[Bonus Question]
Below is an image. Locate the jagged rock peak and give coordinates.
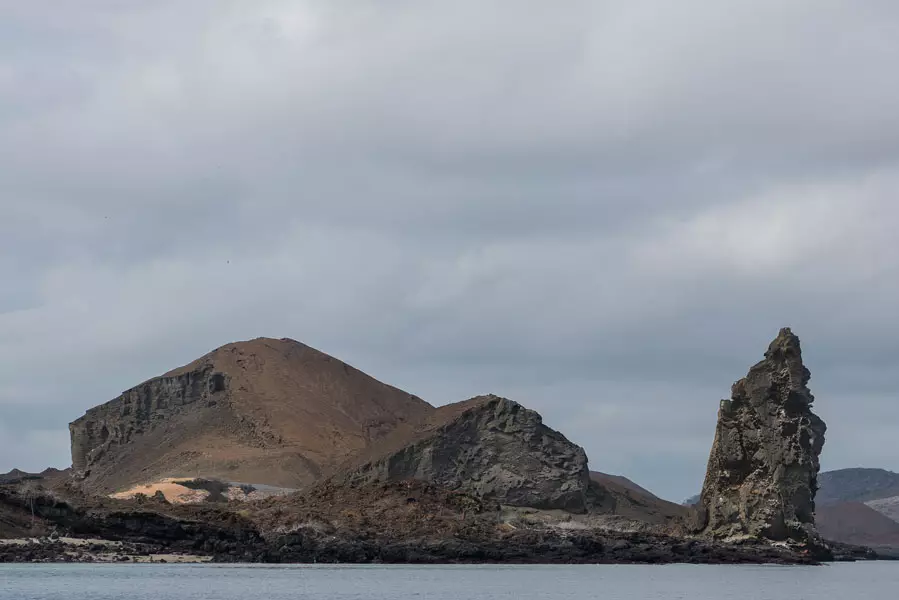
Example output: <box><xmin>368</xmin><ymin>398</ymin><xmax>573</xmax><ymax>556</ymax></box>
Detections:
<box><xmin>337</xmin><ymin>394</ymin><xmax>594</xmax><ymax>512</ymax></box>
<box><xmin>699</xmin><ymin>328</ymin><xmax>827</xmax><ymax>544</ymax></box>
<box><xmin>760</xmin><ymin>327</ymin><xmax>811</xmax><ymax>393</ymax></box>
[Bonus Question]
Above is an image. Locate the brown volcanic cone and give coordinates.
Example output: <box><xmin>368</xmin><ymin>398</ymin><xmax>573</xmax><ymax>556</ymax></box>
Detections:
<box><xmin>69</xmin><ymin>338</ymin><xmax>432</xmax><ymax>493</ymax></box>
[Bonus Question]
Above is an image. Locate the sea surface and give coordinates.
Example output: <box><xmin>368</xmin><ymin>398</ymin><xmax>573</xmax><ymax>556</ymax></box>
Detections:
<box><xmin>1</xmin><ymin>562</ymin><xmax>897</xmax><ymax>600</ymax></box>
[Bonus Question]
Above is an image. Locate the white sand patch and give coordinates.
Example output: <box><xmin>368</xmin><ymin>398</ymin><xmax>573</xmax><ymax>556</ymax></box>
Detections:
<box><xmin>110</xmin><ymin>478</ymin><xmax>210</xmax><ymax>504</ymax></box>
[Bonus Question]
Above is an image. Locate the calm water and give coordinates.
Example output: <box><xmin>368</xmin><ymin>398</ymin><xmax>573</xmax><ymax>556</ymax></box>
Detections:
<box><xmin>1</xmin><ymin>563</ymin><xmax>897</xmax><ymax>600</ymax></box>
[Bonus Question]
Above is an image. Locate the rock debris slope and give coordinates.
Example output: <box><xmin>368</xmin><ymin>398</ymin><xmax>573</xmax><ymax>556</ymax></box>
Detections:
<box><xmin>699</xmin><ymin>328</ymin><xmax>827</xmax><ymax>542</ymax></box>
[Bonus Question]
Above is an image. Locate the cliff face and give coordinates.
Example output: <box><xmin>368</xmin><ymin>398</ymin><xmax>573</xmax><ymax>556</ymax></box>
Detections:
<box><xmin>338</xmin><ymin>395</ymin><xmax>593</xmax><ymax>512</ymax></box>
<box><xmin>69</xmin><ymin>338</ymin><xmax>432</xmax><ymax>493</ymax></box>
<box><xmin>70</xmin><ymin>364</ymin><xmax>227</xmax><ymax>476</ymax></box>
<box><xmin>699</xmin><ymin>328</ymin><xmax>827</xmax><ymax>542</ymax></box>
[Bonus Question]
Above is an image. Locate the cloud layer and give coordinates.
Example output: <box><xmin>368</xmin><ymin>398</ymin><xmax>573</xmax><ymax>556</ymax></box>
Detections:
<box><xmin>2</xmin><ymin>0</ymin><xmax>899</xmax><ymax>501</ymax></box>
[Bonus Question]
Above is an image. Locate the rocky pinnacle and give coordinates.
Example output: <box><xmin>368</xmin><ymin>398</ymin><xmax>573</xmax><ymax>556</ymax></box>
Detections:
<box><xmin>699</xmin><ymin>328</ymin><xmax>827</xmax><ymax>543</ymax></box>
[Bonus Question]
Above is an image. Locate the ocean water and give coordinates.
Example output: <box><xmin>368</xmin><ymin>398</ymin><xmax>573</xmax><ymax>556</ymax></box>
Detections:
<box><xmin>1</xmin><ymin>563</ymin><xmax>897</xmax><ymax>600</ymax></box>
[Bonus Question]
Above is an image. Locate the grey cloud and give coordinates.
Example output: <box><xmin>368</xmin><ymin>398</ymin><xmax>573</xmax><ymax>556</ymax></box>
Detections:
<box><xmin>2</xmin><ymin>1</ymin><xmax>899</xmax><ymax>501</ymax></box>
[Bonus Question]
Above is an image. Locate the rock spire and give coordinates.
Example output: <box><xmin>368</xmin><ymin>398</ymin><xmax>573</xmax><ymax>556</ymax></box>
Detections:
<box><xmin>699</xmin><ymin>328</ymin><xmax>827</xmax><ymax>542</ymax></box>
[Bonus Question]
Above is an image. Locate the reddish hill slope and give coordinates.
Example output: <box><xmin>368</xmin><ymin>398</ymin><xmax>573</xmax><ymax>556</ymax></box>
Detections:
<box><xmin>69</xmin><ymin>338</ymin><xmax>432</xmax><ymax>492</ymax></box>
<box><xmin>816</xmin><ymin>502</ymin><xmax>899</xmax><ymax>548</ymax></box>
<box><xmin>589</xmin><ymin>472</ymin><xmax>688</xmax><ymax>523</ymax></box>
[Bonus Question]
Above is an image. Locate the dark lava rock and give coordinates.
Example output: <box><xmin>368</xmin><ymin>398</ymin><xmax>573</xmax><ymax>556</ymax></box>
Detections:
<box><xmin>699</xmin><ymin>328</ymin><xmax>827</xmax><ymax>544</ymax></box>
<box><xmin>339</xmin><ymin>395</ymin><xmax>593</xmax><ymax>512</ymax></box>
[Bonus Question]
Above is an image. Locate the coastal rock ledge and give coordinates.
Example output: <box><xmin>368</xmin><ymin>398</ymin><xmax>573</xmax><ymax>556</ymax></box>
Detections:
<box><xmin>699</xmin><ymin>328</ymin><xmax>827</xmax><ymax>543</ymax></box>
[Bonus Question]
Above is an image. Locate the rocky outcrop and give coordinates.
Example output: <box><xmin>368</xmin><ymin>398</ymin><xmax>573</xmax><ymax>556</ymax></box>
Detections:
<box><xmin>337</xmin><ymin>395</ymin><xmax>593</xmax><ymax>512</ymax></box>
<box><xmin>699</xmin><ymin>328</ymin><xmax>827</xmax><ymax>542</ymax></box>
<box><xmin>70</xmin><ymin>364</ymin><xmax>228</xmax><ymax>477</ymax></box>
<box><xmin>0</xmin><ymin>468</ymin><xmax>69</xmax><ymax>487</ymax></box>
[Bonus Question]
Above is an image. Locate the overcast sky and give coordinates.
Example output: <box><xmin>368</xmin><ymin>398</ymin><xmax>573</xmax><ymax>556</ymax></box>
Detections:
<box><xmin>2</xmin><ymin>0</ymin><xmax>898</xmax><ymax>502</ymax></box>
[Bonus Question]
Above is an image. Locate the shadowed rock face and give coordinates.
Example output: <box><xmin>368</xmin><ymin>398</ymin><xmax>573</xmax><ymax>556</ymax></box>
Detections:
<box><xmin>69</xmin><ymin>365</ymin><xmax>225</xmax><ymax>476</ymax></box>
<box><xmin>338</xmin><ymin>395</ymin><xmax>593</xmax><ymax>512</ymax></box>
<box><xmin>699</xmin><ymin>328</ymin><xmax>827</xmax><ymax>542</ymax></box>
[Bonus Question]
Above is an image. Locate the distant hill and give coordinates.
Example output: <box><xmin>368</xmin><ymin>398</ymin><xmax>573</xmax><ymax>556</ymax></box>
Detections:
<box><xmin>591</xmin><ymin>472</ymin><xmax>659</xmax><ymax>500</ymax></box>
<box><xmin>814</xmin><ymin>468</ymin><xmax>899</xmax><ymax>550</ymax></box>
<box><xmin>683</xmin><ymin>468</ymin><xmax>899</xmax><ymax>509</ymax></box>
<box><xmin>866</xmin><ymin>496</ymin><xmax>899</xmax><ymax>523</ymax></box>
<box><xmin>816</xmin><ymin>502</ymin><xmax>899</xmax><ymax>548</ymax></box>
<box><xmin>0</xmin><ymin>468</ymin><xmax>69</xmax><ymax>486</ymax></box>
<box><xmin>0</xmin><ymin>470</ymin><xmax>30</xmax><ymax>484</ymax></box>
<box><xmin>590</xmin><ymin>472</ymin><xmax>688</xmax><ymax>523</ymax></box>
<box><xmin>817</xmin><ymin>468</ymin><xmax>899</xmax><ymax>505</ymax></box>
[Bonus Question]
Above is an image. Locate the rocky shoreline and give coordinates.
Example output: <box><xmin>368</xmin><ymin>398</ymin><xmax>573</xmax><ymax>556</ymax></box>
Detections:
<box><xmin>0</xmin><ymin>479</ymin><xmax>870</xmax><ymax>566</ymax></box>
<box><xmin>0</xmin><ymin>533</ymin><xmax>828</xmax><ymax>566</ymax></box>
<box><xmin>0</xmin><ymin>534</ymin><xmax>881</xmax><ymax>565</ymax></box>
<box><xmin>0</xmin><ymin>538</ymin><xmax>211</xmax><ymax>564</ymax></box>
